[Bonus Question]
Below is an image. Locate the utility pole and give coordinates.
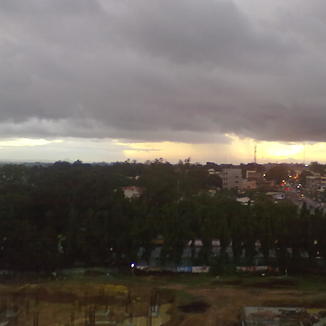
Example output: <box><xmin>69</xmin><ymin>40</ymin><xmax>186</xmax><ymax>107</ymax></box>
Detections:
<box><xmin>254</xmin><ymin>144</ymin><xmax>257</xmax><ymax>164</ymax></box>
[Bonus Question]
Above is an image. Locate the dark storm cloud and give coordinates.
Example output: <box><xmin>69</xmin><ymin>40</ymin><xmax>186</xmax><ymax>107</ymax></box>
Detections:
<box><xmin>0</xmin><ymin>0</ymin><xmax>325</xmax><ymax>143</ymax></box>
<box><xmin>115</xmin><ymin>0</ymin><xmax>294</xmax><ymax>68</ymax></box>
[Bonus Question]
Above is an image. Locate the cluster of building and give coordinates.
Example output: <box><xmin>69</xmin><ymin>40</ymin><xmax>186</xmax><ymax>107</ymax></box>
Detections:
<box><xmin>119</xmin><ymin>164</ymin><xmax>326</xmax><ymax>205</ymax></box>
<box><xmin>210</xmin><ymin>167</ymin><xmax>273</xmax><ymax>191</ymax></box>
<box><xmin>121</xmin><ymin>168</ymin><xmax>268</xmax><ymax>199</ymax></box>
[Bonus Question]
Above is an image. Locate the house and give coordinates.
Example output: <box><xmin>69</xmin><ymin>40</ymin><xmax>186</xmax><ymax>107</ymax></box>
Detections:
<box><xmin>236</xmin><ymin>197</ymin><xmax>251</xmax><ymax>205</ymax></box>
<box><xmin>121</xmin><ymin>186</ymin><xmax>144</xmax><ymax>199</ymax></box>
<box><xmin>240</xmin><ymin>179</ymin><xmax>257</xmax><ymax>190</ymax></box>
<box><xmin>266</xmin><ymin>192</ymin><xmax>285</xmax><ymax>201</ymax></box>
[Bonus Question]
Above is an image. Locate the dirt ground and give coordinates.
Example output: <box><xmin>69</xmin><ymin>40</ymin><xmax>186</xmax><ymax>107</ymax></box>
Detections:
<box><xmin>0</xmin><ymin>275</ymin><xmax>325</xmax><ymax>325</ymax></box>
<box><xmin>163</xmin><ymin>276</ymin><xmax>326</xmax><ymax>326</ymax></box>
<box><xmin>176</xmin><ymin>287</ymin><xmax>302</xmax><ymax>326</ymax></box>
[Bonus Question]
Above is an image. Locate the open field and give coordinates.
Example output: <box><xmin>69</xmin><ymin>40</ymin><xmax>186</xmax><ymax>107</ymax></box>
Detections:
<box><xmin>1</xmin><ymin>274</ymin><xmax>326</xmax><ymax>325</ymax></box>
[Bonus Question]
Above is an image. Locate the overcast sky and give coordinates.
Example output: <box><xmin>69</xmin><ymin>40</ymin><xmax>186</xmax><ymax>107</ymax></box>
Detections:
<box><xmin>1</xmin><ymin>0</ymin><xmax>326</xmax><ymax>163</ymax></box>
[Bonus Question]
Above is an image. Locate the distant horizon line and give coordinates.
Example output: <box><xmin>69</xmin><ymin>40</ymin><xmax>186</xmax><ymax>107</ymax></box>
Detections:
<box><xmin>0</xmin><ymin>159</ymin><xmax>318</xmax><ymax>166</ymax></box>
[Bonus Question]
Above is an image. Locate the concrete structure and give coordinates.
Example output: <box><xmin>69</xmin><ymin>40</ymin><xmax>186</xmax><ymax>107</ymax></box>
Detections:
<box><xmin>221</xmin><ymin>168</ymin><xmax>242</xmax><ymax>190</ymax></box>
<box><xmin>242</xmin><ymin>307</ymin><xmax>326</xmax><ymax>326</ymax></box>
<box><xmin>246</xmin><ymin>170</ymin><xmax>262</xmax><ymax>180</ymax></box>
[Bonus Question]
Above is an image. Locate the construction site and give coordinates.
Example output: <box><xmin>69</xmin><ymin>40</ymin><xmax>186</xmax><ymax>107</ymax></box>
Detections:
<box><xmin>0</xmin><ymin>274</ymin><xmax>326</xmax><ymax>325</ymax></box>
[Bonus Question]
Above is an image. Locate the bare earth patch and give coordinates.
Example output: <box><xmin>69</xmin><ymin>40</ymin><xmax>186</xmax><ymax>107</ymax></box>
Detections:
<box><xmin>0</xmin><ymin>276</ymin><xmax>325</xmax><ymax>325</ymax></box>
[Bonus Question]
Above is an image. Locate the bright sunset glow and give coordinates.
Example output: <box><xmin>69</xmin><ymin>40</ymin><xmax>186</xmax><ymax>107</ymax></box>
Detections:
<box><xmin>263</xmin><ymin>144</ymin><xmax>304</xmax><ymax>159</ymax></box>
<box><xmin>119</xmin><ymin>136</ymin><xmax>324</xmax><ymax>164</ymax></box>
<box><xmin>0</xmin><ymin>136</ymin><xmax>325</xmax><ymax>164</ymax></box>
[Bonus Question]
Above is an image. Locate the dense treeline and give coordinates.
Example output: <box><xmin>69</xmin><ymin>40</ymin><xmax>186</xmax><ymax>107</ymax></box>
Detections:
<box><xmin>0</xmin><ymin>160</ymin><xmax>324</xmax><ymax>272</ymax></box>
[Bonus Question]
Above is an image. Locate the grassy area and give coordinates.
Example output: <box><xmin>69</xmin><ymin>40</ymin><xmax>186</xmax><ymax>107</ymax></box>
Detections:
<box><xmin>296</xmin><ymin>275</ymin><xmax>326</xmax><ymax>291</ymax></box>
